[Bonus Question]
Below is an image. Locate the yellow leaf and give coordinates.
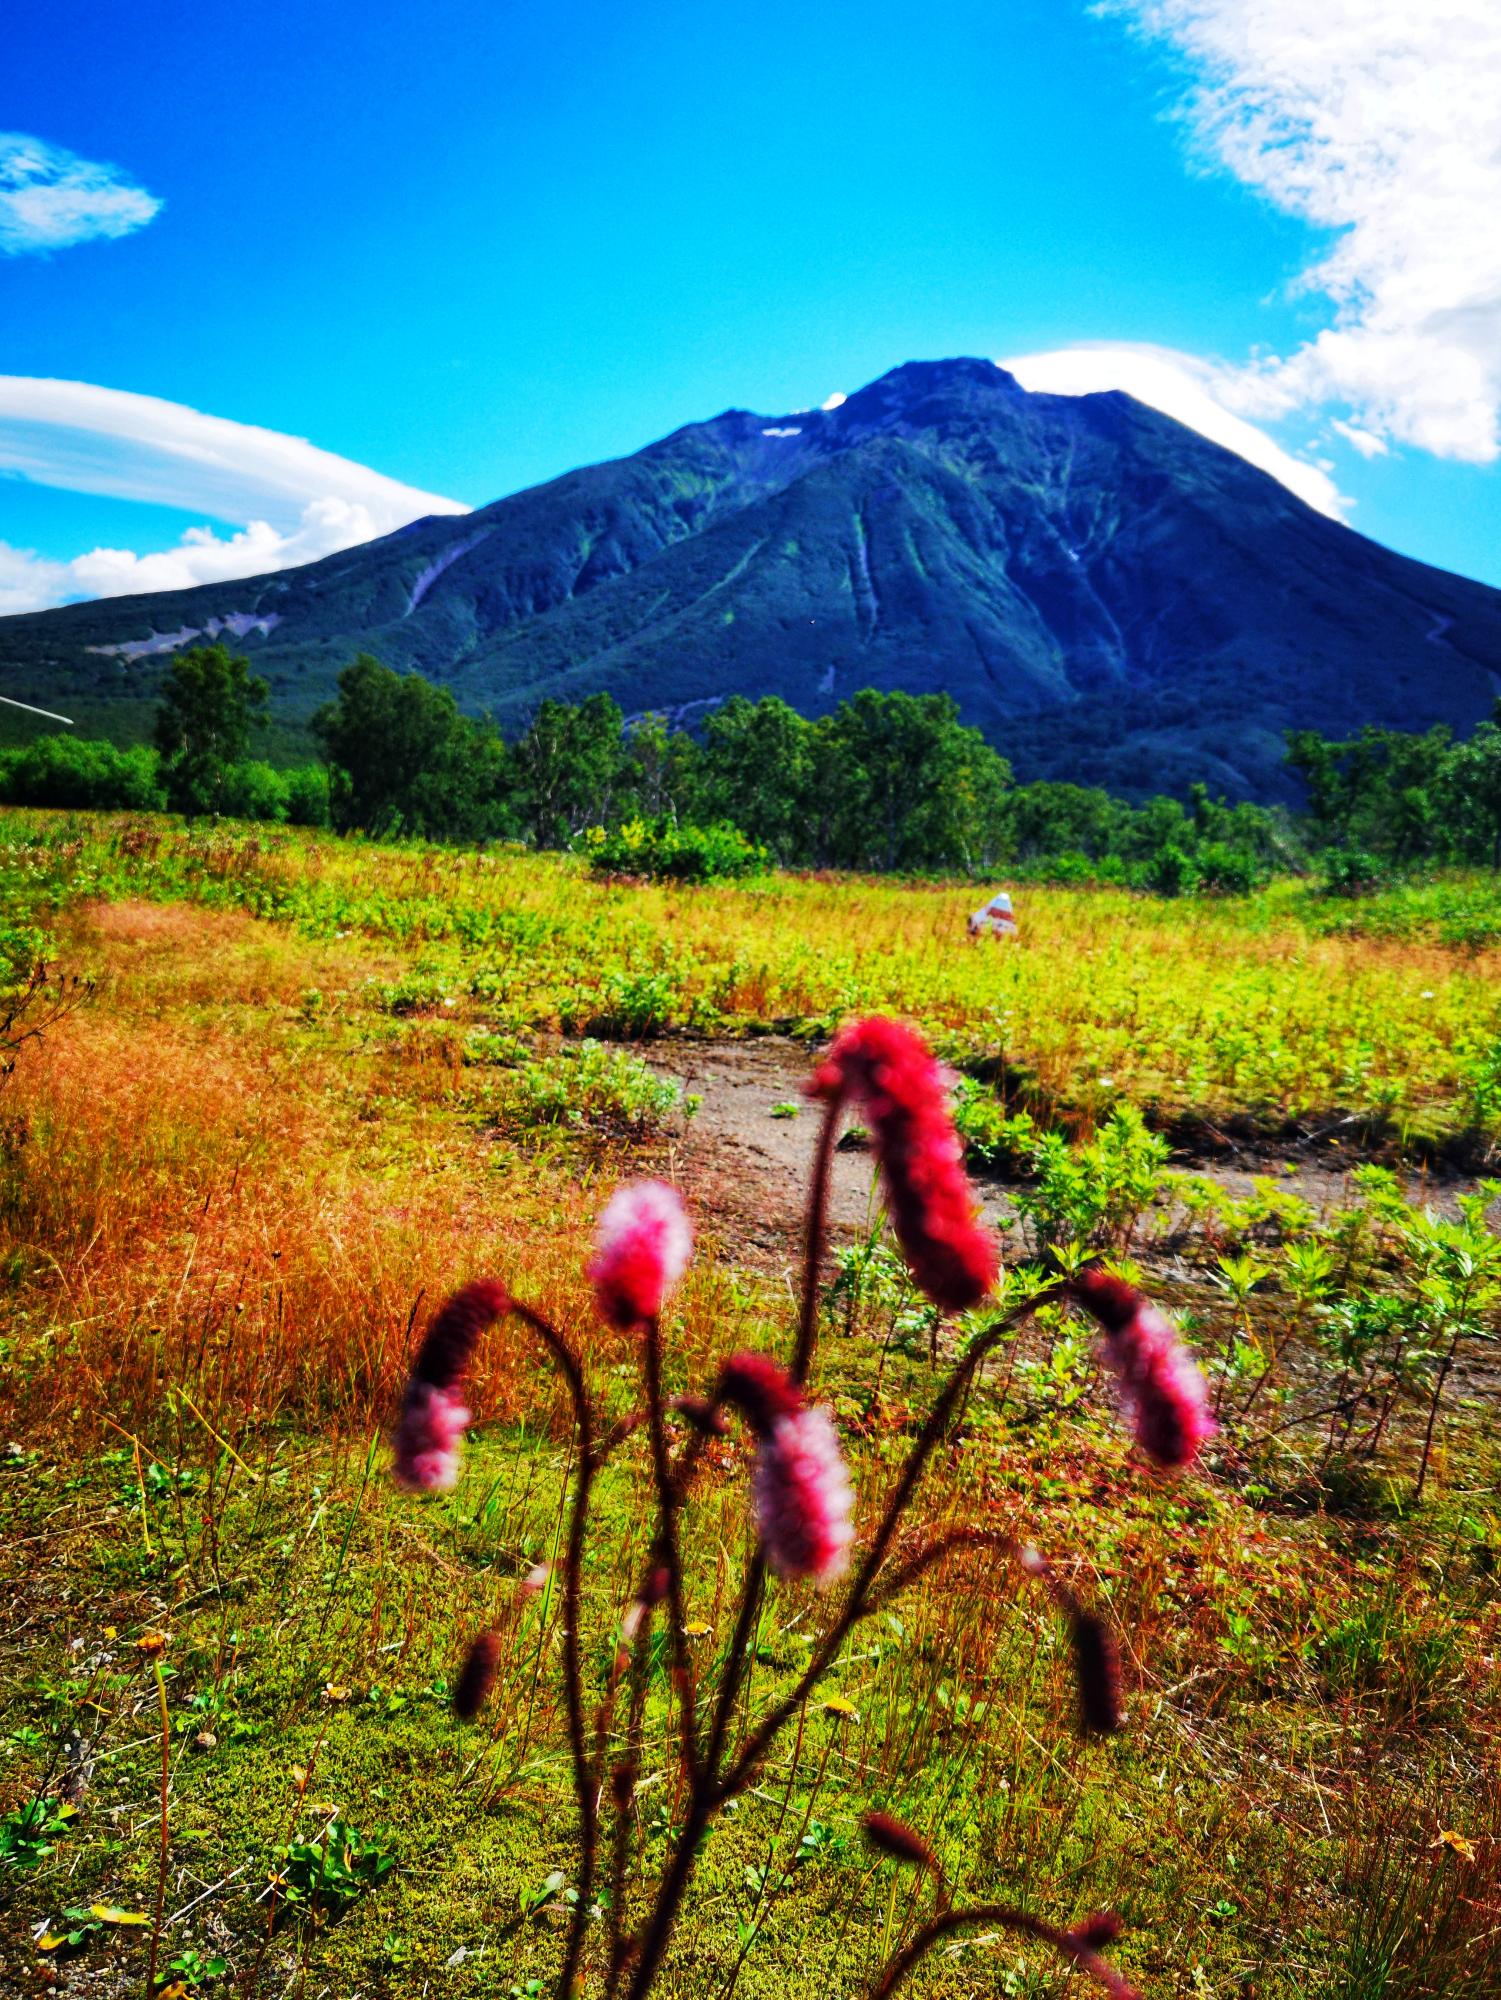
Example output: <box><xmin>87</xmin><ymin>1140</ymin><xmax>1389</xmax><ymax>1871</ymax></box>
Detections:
<box><xmin>322</xmin><ymin>1683</ymin><xmax>350</xmax><ymax>1703</ymax></box>
<box><xmin>103</xmin><ymin>1625</ymin><xmax>117</xmax><ymax>1642</ymax></box>
<box><xmin>90</xmin><ymin>1905</ymin><xmax>149</xmax><ymax>1925</ymax></box>
<box><xmin>821</xmin><ymin>1695</ymin><xmax>860</xmax><ymax>1720</ymax></box>
<box><xmin>38</xmin><ymin>1932</ymin><xmax>68</xmax><ymax>1952</ymax></box>
<box><xmin>289</xmin><ymin>1765</ymin><xmax>309</xmax><ymax>1791</ymax></box>
<box><xmin>1435</xmin><ymin>1829</ymin><xmax>1477</xmax><ymax>1861</ymax></box>
<box><xmin>53</xmin><ymin>1803</ymin><xmax>79</xmax><ymax>1823</ymax></box>
<box><xmin>683</xmin><ymin>1621</ymin><xmax>713</xmax><ymax>1639</ymax></box>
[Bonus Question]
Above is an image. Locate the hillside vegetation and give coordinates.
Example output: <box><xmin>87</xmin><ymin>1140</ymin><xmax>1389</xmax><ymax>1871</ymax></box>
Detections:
<box><xmin>5</xmin><ymin>359</ymin><xmax>1500</xmax><ymax>800</ymax></box>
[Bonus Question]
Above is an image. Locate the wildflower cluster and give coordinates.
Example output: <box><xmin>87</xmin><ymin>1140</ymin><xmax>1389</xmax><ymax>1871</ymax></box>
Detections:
<box><xmin>385</xmin><ymin>1012</ymin><xmax>1210</xmax><ymax>1999</ymax></box>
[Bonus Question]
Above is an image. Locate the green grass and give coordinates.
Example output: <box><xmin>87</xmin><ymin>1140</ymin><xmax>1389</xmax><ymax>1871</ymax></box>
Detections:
<box><xmin>0</xmin><ymin>807</ymin><xmax>1498</xmax><ymax>1998</ymax></box>
<box><xmin>3</xmin><ymin>808</ymin><xmax>1501</xmax><ymax>1151</ymax></box>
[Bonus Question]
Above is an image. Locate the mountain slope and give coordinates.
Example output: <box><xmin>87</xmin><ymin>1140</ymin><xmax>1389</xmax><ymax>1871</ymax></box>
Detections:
<box><xmin>4</xmin><ymin>357</ymin><xmax>1499</xmax><ymax>799</ymax></box>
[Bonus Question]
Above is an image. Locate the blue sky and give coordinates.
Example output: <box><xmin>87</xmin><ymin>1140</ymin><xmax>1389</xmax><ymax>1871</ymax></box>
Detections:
<box><xmin>3</xmin><ymin>0</ymin><xmax>1500</xmax><ymax>610</ymax></box>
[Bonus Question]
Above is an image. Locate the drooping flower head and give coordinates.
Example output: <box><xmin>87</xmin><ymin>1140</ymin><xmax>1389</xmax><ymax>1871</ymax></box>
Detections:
<box><xmin>392</xmin><ymin>1279</ymin><xmax>510</xmax><ymax>1492</ymax></box>
<box><xmin>808</xmin><ymin>1017</ymin><xmax>998</xmax><ymax>1313</ymax></box>
<box><xmin>1069</xmin><ymin>1609</ymin><xmax>1123</xmax><ymax>1736</ymax></box>
<box><xmin>453</xmin><ymin>1627</ymin><xmax>501</xmax><ymax>1720</ymax></box>
<box><xmin>589</xmin><ymin>1180</ymin><xmax>693</xmax><ymax>1328</ymax></box>
<box><xmin>719</xmin><ymin>1350</ymin><xmax>855</xmax><ymax>1585</ymax></box>
<box><xmin>1070</xmin><ymin>1264</ymin><xmax>1214</xmax><ymax>1470</ymax></box>
<box><xmin>862</xmin><ymin>1811</ymin><xmax>938</xmax><ymax>1872</ymax></box>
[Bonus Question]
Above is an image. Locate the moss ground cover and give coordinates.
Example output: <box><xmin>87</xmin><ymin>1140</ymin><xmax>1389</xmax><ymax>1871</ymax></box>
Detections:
<box><xmin>1</xmin><ymin>808</ymin><xmax>1498</xmax><ymax>1997</ymax></box>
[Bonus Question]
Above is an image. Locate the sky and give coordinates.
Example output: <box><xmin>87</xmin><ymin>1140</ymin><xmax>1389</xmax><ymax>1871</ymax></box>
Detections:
<box><xmin>3</xmin><ymin>0</ymin><xmax>1501</xmax><ymax>614</ymax></box>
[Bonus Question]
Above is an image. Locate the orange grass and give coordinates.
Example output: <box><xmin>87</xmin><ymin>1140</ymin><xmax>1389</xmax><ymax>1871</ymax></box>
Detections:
<box><xmin>0</xmin><ymin>902</ymin><xmax>743</xmax><ymax>1437</ymax></box>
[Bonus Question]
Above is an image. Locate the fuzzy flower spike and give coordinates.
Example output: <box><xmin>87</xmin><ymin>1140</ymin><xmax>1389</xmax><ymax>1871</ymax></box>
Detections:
<box><xmin>589</xmin><ymin>1179</ymin><xmax>693</xmax><ymax>1328</ymax></box>
<box><xmin>720</xmin><ymin>1351</ymin><xmax>855</xmax><ymax>1584</ymax></box>
<box><xmin>1070</xmin><ymin>1263</ymin><xmax>1214</xmax><ymax>1470</ymax></box>
<box><xmin>392</xmin><ymin>1279</ymin><xmax>510</xmax><ymax>1492</ymax></box>
<box><xmin>809</xmin><ymin>1017</ymin><xmax>999</xmax><ymax>1313</ymax></box>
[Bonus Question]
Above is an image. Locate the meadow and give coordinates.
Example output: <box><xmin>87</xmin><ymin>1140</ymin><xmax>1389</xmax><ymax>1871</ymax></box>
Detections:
<box><xmin>1</xmin><ymin>808</ymin><xmax>1499</xmax><ymax>1999</ymax></box>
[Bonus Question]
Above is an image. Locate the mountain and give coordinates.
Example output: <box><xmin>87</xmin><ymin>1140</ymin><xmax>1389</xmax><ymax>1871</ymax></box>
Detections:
<box><xmin>4</xmin><ymin>357</ymin><xmax>1500</xmax><ymax>800</ymax></box>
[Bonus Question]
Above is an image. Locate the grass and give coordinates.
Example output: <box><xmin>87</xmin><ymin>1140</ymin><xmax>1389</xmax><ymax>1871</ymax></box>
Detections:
<box><xmin>1</xmin><ymin>807</ymin><xmax>1499</xmax><ymax>1997</ymax></box>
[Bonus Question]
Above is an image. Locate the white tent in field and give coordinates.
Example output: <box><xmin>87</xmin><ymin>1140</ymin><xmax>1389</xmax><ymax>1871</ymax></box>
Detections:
<box><xmin>967</xmin><ymin>890</ymin><xmax>1018</xmax><ymax>939</ymax></box>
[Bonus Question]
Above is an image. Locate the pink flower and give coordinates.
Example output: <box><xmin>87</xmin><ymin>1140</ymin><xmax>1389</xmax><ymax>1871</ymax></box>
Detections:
<box><xmin>719</xmin><ymin>1351</ymin><xmax>855</xmax><ymax>1584</ymax></box>
<box><xmin>393</xmin><ymin>1379</ymin><xmax>471</xmax><ymax>1492</ymax></box>
<box><xmin>753</xmin><ymin>1407</ymin><xmax>855</xmax><ymax>1584</ymax></box>
<box><xmin>1070</xmin><ymin>1264</ymin><xmax>1215</xmax><ymax>1470</ymax></box>
<box><xmin>718</xmin><ymin>1350</ymin><xmax>804</xmax><ymax>1434</ymax></box>
<box><xmin>809</xmin><ymin>1017</ymin><xmax>998</xmax><ymax>1313</ymax></box>
<box><xmin>392</xmin><ymin>1279</ymin><xmax>509</xmax><ymax>1491</ymax></box>
<box><xmin>589</xmin><ymin>1180</ymin><xmax>693</xmax><ymax>1327</ymax></box>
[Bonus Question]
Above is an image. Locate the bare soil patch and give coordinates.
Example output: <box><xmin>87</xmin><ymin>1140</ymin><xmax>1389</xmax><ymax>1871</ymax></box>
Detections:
<box><xmin>649</xmin><ymin>1038</ymin><xmax>1492</xmax><ymax>1275</ymax></box>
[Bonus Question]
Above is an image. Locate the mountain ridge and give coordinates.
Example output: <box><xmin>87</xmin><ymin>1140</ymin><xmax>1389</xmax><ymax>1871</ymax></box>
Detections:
<box><xmin>3</xmin><ymin>357</ymin><xmax>1499</xmax><ymax>801</ymax></box>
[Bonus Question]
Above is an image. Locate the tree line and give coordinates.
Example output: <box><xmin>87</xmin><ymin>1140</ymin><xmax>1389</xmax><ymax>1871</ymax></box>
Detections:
<box><xmin>2</xmin><ymin>642</ymin><xmax>1500</xmax><ymax>883</ymax></box>
<box><xmin>1286</xmin><ymin>718</ymin><xmax>1501</xmax><ymax>876</ymax></box>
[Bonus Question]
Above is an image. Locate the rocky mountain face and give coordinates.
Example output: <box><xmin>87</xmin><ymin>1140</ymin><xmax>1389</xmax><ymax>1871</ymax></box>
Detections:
<box><xmin>4</xmin><ymin>357</ymin><xmax>1500</xmax><ymax>799</ymax></box>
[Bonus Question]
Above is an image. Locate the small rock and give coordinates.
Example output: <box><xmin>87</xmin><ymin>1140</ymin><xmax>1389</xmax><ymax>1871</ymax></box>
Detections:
<box><xmin>192</xmin><ymin>1728</ymin><xmax>218</xmax><ymax>1753</ymax></box>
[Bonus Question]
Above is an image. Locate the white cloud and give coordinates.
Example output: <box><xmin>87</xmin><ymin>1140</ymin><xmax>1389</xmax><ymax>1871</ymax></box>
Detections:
<box><xmin>1102</xmin><ymin>2</ymin><xmax>1501</xmax><ymax>462</ymax></box>
<box><xmin>1002</xmin><ymin>342</ymin><xmax>1349</xmax><ymax>516</ymax></box>
<box><xmin>0</xmin><ymin>133</ymin><xmax>161</xmax><ymax>255</ymax></box>
<box><xmin>0</xmin><ymin>377</ymin><xmax>469</xmax><ymax>613</ymax></box>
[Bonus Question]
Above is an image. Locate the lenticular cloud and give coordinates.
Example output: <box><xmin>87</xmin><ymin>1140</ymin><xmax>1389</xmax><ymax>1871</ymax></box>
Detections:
<box><xmin>1104</xmin><ymin>1</ymin><xmax>1501</xmax><ymax>464</ymax></box>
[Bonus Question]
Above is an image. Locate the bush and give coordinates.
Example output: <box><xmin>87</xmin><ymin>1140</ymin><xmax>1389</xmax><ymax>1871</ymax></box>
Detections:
<box><xmin>477</xmin><ymin>1037</ymin><xmax>697</xmax><ymax>1137</ymax></box>
<box><xmin>1139</xmin><ymin>842</ymin><xmax>1202</xmax><ymax>897</ymax></box>
<box><xmin>1196</xmin><ymin>841</ymin><xmax>1263</xmax><ymax>895</ymax></box>
<box><xmin>217</xmin><ymin>760</ymin><xmax>290</xmax><ymax>823</ymax></box>
<box><xmin>283</xmin><ymin>764</ymin><xmax>332</xmax><ymax>828</ymax></box>
<box><xmin>1322</xmin><ymin>846</ymin><xmax>1383</xmax><ymax>896</ymax></box>
<box><xmin>0</xmin><ymin>736</ymin><xmax>162</xmax><ymax>812</ymax></box>
<box><xmin>579</xmin><ymin>817</ymin><xmax>767</xmax><ymax>883</ymax></box>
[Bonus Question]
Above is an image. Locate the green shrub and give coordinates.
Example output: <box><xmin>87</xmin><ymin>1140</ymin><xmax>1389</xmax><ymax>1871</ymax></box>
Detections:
<box><xmin>1196</xmin><ymin>841</ymin><xmax>1263</xmax><ymax>894</ymax></box>
<box><xmin>482</xmin><ymin>1038</ymin><xmax>697</xmax><ymax>1137</ymax></box>
<box><xmin>283</xmin><ymin>763</ymin><xmax>332</xmax><ymax>828</ymax></box>
<box><xmin>580</xmin><ymin>816</ymin><xmax>767</xmax><ymax>883</ymax></box>
<box><xmin>217</xmin><ymin>760</ymin><xmax>290</xmax><ymax>822</ymax></box>
<box><xmin>0</xmin><ymin>736</ymin><xmax>162</xmax><ymax>812</ymax></box>
<box><xmin>1321</xmin><ymin>846</ymin><xmax>1383</xmax><ymax>896</ymax></box>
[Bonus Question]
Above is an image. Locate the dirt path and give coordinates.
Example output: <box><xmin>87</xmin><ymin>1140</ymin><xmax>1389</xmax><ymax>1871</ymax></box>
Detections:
<box><xmin>648</xmin><ymin>1038</ymin><xmax>1491</xmax><ymax>1277</ymax></box>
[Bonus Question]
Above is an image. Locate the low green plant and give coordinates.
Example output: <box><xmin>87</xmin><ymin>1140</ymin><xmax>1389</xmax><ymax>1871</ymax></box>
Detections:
<box><xmin>271</xmin><ymin>1818</ymin><xmax>396</xmax><ymax>1914</ymax></box>
<box><xmin>489</xmin><ymin>1039</ymin><xmax>696</xmax><ymax>1138</ymax></box>
<box><xmin>950</xmin><ymin>1078</ymin><xmax>1036</xmax><ymax>1172</ymax></box>
<box><xmin>1013</xmin><ymin>1103</ymin><xmax>1171</xmax><ymax>1251</ymax></box>
<box><xmin>1</xmin><ymin>1794</ymin><xmax>78</xmax><ymax>1868</ymax></box>
<box><xmin>579</xmin><ymin>816</ymin><xmax>767</xmax><ymax>883</ymax></box>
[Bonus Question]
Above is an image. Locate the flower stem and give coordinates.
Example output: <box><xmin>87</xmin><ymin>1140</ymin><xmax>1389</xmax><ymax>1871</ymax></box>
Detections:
<box><xmin>146</xmin><ymin>1656</ymin><xmax>170</xmax><ymax>1999</ymax></box>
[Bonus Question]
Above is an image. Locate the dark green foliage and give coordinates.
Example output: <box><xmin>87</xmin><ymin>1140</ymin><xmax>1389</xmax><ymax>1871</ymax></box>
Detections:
<box><xmin>313</xmin><ymin>654</ymin><xmax>510</xmax><ymax>840</ymax></box>
<box><xmin>1</xmin><ymin>1795</ymin><xmax>77</xmax><ymax>1869</ymax></box>
<box><xmin>700</xmin><ymin>696</ymin><xmax>810</xmax><ymax>855</ymax></box>
<box><xmin>272</xmin><ymin>1819</ymin><xmax>396</xmax><ymax>1913</ymax></box>
<box><xmin>821</xmin><ymin>690</ymin><xmax>1011</xmax><ymax>871</ymax></box>
<box><xmin>153</xmin><ymin>643</ymin><xmax>270</xmax><ymax>814</ymax></box>
<box><xmin>695</xmin><ymin>690</ymin><xmax>1013</xmax><ymax>872</ymax></box>
<box><xmin>512</xmin><ymin>693</ymin><xmax>625</xmax><ymax>847</ymax></box>
<box><xmin>1288</xmin><ymin>707</ymin><xmax>1501</xmax><ymax>872</ymax></box>
<box><xmin>0</xmin><ymin>735</ymin><xmax>162</xmax><ymax>811</ymax></box>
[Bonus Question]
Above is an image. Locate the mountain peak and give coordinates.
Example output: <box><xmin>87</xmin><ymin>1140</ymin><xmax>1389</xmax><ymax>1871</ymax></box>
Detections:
<box><xmin>3</xmin><ymin>356</ymin><xmax>1499</xmax><ymax>803</ymax></box>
